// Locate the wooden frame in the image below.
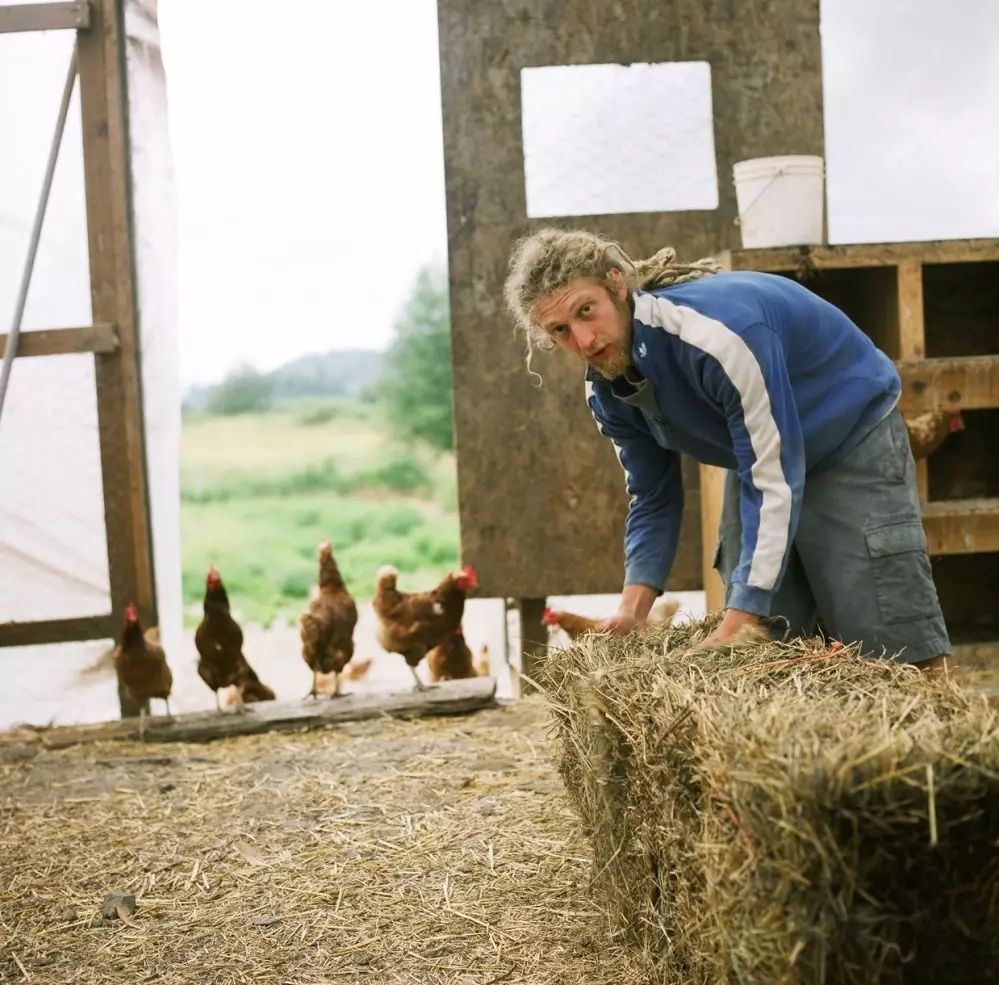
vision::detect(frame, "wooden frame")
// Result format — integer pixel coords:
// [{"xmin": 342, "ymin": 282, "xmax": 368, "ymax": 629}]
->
[
  {"xmin": 0, "ymin": 0, "xmax": 157, "ymax": 672},
  {"xmin": 0, "ymin": 1, "xmax": 89, "ymax": 34}
]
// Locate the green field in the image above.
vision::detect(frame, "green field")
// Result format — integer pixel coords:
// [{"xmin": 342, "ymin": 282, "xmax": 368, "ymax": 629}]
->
[{"xmin": 180, "ymin": 399, "xmax": 460, "ymax": 626}]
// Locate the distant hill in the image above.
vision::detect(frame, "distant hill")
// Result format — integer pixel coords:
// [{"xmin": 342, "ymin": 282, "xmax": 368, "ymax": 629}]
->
[{"xmin": 184, "ymin": 349, "xmax": 384, "ymax": 411}]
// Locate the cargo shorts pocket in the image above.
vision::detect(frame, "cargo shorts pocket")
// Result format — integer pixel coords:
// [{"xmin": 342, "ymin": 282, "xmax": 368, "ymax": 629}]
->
[{"xmin": 864, "ymin": 518, "xmax": 938, "ymax": 625}]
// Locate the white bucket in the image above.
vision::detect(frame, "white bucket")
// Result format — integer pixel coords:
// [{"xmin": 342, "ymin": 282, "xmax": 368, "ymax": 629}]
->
[{"xmin": 733, "ymin": 155, "xmax": 825, "ymax": 249}]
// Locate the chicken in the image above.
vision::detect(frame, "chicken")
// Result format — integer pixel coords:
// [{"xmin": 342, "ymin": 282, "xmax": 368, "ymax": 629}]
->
[
  {"xmin": 113, "ymin": 602, "xmax": 172, "ymax": 737},
  {"xmin": 427, "ymin": 625, "xmax": 478, "ymax": 682},
  {"xmin": 194, "ymin": 565, "xmax": 258, "ymax": 713},
  {"xmin": 343, "ymin": 657, "xmax": 373, "ymax": 682},
  {"xmin": 225, "ymin": 663, "xmax": 277, "ymax": 706},
  {"xmin": 373, "ymin": 564, "xmax": 478, "ymax": 690},
  {"xmin": 543, "ymin": 598, "xmax": 681, "ymax": 641},
  {"xmin": 475, "ymin": 644, "xmax": 491, "ymax": 678},
  {"xmin": 904, "ymin": 408, "xmax": 964, "ymax": 460},
  {"xmin": 299, "ymin": 540, "xmax": 359, "ymax": 698},
  {"xmin": 312, "ymin": 657, "xmax": 373, "ymax": 697}
]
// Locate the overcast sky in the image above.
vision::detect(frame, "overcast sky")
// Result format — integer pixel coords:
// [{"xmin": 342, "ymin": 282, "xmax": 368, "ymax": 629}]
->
[{"xmin": 2, "ymin": 1, "xmax": 998, "ymax": 387}]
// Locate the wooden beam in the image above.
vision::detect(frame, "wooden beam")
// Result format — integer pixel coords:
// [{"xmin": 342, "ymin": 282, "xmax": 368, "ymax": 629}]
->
[
  {"xmin": 0, "ymin": 613, "xmax": 114, "ymax": 648},
  {"xmin": 897, "ymin": 356, "xmax": 999, "ymax": 413},
  {"xmin": 730, "ymin": 238, "xmax": 999, "ymax": 273},
  {"xmin": 699, "ymin": 463, "xmax": 727, "ymax": 613},
  {"xmin": 24, "ymin": 677, "xmax": 499, "ymax": 749},
  {"xmin": 923, "ymin": 499, "xmax": 999, "ymax": 556},
  {"xmin": 0, "ymin": 1, "xmax": 89, "ymax": 33},
  {"xmin": 0, "ymin": 323, "xmax": 117, "ymax": 359},
  {"xmin": 893, "ymin": 262, "xmax": 929, "ymax": 498},
  {"xmin": 519, "ymin": 597, "xmax": 547, "ymax": 697},
  {"xmin": 78, "ymin": 0, "xmax": 157, "ymax": 703}
]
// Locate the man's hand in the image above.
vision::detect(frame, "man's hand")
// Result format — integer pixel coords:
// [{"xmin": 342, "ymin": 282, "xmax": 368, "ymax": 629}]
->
[
  {"xmin": 601, "ymin": 611, "xmax": 645, "ymax": 636},
  {"xmin": 700, "ymin": 608, "xmax": 761, "ymax": 647},
  {"xmin": 601, "ymin": 582, "xmax": 659, "ymax": 637}
]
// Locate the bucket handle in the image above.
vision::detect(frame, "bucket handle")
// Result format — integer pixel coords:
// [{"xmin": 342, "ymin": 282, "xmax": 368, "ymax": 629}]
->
[{"xmin": 733, "ymin": 165, "xmax": 785, "ymax": 227}]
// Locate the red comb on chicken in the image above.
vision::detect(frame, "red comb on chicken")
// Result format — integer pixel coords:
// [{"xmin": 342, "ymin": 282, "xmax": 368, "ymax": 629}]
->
[
  {"xmin": 542, "ymin": 607, "xmax": 560, "ymax": 628},
  {"xmin": 456, "ymin": 566, "xmax": 478, "ymax": 591},
  {"xmin": 207, "ymin": 564, "xmax": 221, "ymax": 588},
  {"xmin": 124, "ymin": 602, "xmax": 139, "ymax": 624}
]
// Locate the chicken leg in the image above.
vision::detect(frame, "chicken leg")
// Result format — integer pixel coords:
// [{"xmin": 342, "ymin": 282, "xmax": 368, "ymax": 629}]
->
[
  {"xmin": 329, "ymin": 670, "xmax": 342, "ymax": 698},
  {"xmin": 408, "ymin": 664, "xmax": 427, "ymax": 691},
  {"xmin": 214, "ymin": 690, "xmax": 221, "ymax": 713},
  {"xmin": 306, "ymin": 669, "xmax": 321, "ymax": 700}
]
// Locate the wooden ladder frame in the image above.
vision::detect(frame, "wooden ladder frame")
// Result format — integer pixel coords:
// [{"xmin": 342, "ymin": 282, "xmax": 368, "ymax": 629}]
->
[{"xmin": 0, "ymin": 1, "xmax": 157, "ymax": 709}]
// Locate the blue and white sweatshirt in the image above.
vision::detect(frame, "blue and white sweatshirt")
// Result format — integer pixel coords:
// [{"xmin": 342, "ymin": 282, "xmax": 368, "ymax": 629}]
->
[{"xmin": 586, "ymin": 270, "xmax": 901, "ymax": 616}]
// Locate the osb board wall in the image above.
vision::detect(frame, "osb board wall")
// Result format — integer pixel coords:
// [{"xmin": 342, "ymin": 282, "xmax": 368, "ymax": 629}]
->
[{"xmin": 437, "ymin": 0, "xmax": 824, "ymax": 599}]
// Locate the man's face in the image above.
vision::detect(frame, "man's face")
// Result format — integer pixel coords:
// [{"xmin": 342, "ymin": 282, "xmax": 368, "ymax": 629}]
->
[{"xmin": 534, "ymin": 271, "xmax": 633, "ymax": 380}]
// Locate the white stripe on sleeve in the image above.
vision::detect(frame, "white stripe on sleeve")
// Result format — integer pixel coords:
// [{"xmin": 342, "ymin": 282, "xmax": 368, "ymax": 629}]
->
[{"xmin": 633, "ymin": 293, "xmax": 791, "ymax": 591}]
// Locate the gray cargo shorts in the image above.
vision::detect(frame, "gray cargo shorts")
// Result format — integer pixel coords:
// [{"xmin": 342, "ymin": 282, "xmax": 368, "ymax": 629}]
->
[{"xmin": 713, "ymin": 407, "xmax": 951, "ymax": 664}]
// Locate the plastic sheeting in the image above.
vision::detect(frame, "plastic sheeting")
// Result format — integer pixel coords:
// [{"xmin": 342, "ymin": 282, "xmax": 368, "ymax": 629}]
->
[{"xmin": 0, "ymin": 1, "xmax": 181, "ymax": 674}]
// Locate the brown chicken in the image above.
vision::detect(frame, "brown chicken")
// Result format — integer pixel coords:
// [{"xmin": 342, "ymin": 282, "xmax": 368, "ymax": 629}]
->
[
  {"xmin": 427, "ymin": 625, "xmax": 478, "ymax": 682},
  {"xmin": 195, "ymin": 565, "xmax": 259, "ymax": 712},
  {"xmin": 226, "ymin": 663, "xmax": 277, "ymax": 706},
  {"xmin": 543, "ymin": 598, "xmax": 681, "ymax": 641},
  {"xmin": 373, "ymin": 564, "xmax": 478, "ymax": 690},
  {"xmin": 113, "ymin": 602, "xmax": 172, "ymax": 736},
  {"xmin": 299, "ymin": 540, "xmax": 358, "ymax": 698},
  {"xmin": 904, "ymin": 408, "xmax": 964, "ymax": 460}
]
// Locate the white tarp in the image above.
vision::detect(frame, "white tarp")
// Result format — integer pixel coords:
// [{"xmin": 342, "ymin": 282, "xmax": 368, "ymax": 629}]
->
[{"xmin": 0, "ymin": 1, "xmax": 181, "ymax": 687}]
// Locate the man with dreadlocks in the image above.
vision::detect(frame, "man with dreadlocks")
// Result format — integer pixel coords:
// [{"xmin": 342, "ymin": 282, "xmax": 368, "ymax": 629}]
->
[{"xmin": 504, "ymin": 227, "xmax": 949, "ymax": 670}]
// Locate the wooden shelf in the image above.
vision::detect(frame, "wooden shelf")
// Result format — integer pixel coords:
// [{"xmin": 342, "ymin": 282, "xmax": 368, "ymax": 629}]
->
[
  {"xmin": 922, "ymin": 499, "xmax": 999, "ymax": 556},
  {"xmin": 897, "ymin": 356, "xmax": 999, "ymax": 413},
  {"xmin": 726, "ymin": 238, "xmax": 999, "ymax": 273}
]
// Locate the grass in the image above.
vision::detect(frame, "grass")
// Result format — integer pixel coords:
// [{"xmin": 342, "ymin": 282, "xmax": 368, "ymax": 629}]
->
[{"xmin": 181, "ymin": 400, "xmax": 459, "ymax": 626}]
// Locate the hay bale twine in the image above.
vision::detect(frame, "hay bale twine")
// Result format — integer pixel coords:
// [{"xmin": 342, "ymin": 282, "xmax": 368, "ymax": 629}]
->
[{"xmin": 538, "ymin": 615, "xmax": 999, "ymax": 985}]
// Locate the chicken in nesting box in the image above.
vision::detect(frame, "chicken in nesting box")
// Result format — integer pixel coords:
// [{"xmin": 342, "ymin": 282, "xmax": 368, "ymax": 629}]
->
[
  {"xmin": 113, "ymin": 602, "xmax": 172, "ymax": 737},
  {"xmin": 299, "ymin": 540, "xmax": 359, "ymax": 698},
  {"xmin": 904, "ymin": 408, "xmax": 964, "ymax": 460},
  {"xmin": 373, "ymin": 564, "xmax": 478, "ymax": 690}
]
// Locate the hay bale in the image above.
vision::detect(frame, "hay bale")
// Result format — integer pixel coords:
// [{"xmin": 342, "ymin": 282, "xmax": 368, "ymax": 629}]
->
[{"xmin": 538, "ymin": 616, "xmax": 999, "ymax": 985}]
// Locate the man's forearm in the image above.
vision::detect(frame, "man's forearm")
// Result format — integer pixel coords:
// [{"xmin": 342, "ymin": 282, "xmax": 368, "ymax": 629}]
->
[{"xmin": 617, "ymin": 582, "xmax": 660, "ymax": 622}]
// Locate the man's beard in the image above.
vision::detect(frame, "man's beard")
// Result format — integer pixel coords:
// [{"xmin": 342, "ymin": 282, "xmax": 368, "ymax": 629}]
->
[{"xmin": 587, "ymin": 305, "xmax": 634, "ymax": 380}]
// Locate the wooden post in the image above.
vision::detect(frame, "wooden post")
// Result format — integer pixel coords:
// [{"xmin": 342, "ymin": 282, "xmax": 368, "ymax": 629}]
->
[
  {"xmin": 77, "ymin": 0, "xmax": 156, "ymax": 717},
  {"xmin": 699, "ymin": 464, "xmax": 727, "ymax": 614},
  {"xmin": 518, "ymin": 597, "xmax": 547, "ymax": 697},
  {"xmin": 896, "ymin": 261, "xmax": 929, "ymax": 501}
]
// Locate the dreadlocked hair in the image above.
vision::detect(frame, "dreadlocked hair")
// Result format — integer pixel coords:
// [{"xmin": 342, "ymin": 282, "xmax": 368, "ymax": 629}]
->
[{"xmin": 504, "ymin": 226, "xmax": 722, "ymax": 380}]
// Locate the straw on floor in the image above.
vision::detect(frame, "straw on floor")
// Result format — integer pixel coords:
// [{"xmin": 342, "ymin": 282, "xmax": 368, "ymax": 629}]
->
[
  {"xmin": 538, "ymin": 616, "xmax": 999, "ymax": 985},
  {"xmin": 0, "ymin": 701, "xmax": 652, "ymax": 985}
]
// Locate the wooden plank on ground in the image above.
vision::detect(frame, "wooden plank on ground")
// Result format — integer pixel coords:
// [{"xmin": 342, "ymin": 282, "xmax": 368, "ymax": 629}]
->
[
  {"xmin": 923, "ymin": 498, "xmax": 999, "ymax": 555},
  {"xmin": 19, "ymin": 677, "xmax": 499, "ymax": 748},
  {"xmin": 0, "ymin": 324, "xmax": 117, "ymax": 359},
  {"xmin": 0, "ymin": 1, "xmax": 89, "ymax": 33},
  {"xmin": 897, "ymin": 356, "xmax": 999, "ymax": 413},
  {"xmin": 0, "ymin": 614, "xmax": 114, "ymax": 648},
  {"xmin": 730, "ymin": 238, "xmax": 999, "ymax": 273}
]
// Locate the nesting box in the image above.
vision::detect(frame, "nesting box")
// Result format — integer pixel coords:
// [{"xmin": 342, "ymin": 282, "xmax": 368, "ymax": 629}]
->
[{"xmin": 699, "ymin": 240, "xmax": 999, "ymax": 664}]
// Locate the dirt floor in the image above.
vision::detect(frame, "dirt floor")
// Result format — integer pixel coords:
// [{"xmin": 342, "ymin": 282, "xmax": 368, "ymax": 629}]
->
[{"xmin": 0, "ymin": 698, "xmax": 652, "ymax": 985}]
